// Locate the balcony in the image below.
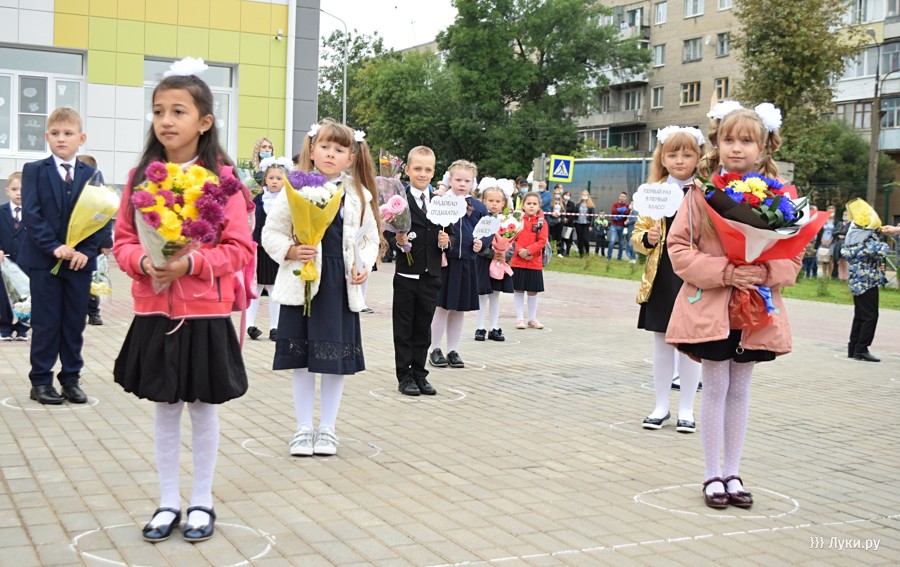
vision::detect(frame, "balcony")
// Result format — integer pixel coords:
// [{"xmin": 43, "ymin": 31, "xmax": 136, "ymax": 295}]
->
[
  {"xmin": 618, "ymin": 24, "xmax": 650, "ymax": 41},
  {"xmin": 599, "ymin": 67, "xmax": 649, "ymax": 88},
  {"xmin": 577, "ymin": 109, "xmax": 646, "ymax": 129}
]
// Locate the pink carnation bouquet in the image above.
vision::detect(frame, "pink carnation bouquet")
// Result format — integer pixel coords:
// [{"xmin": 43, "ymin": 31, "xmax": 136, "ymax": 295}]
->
[{"xmin": 376, "ymin": 176, "xmax": 414, "ymax": 264}]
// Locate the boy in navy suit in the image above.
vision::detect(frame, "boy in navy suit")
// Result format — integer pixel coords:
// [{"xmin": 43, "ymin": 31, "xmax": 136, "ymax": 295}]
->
[
  {"xmin": 392, "ymin": 146, "xmax": 454, "ymax": 396},
  {"xmin": 0, "ymin": 172, "xmax": 30, "ymax": 340},
  {"xmin": 20, "ymin": 107, "xmax": 110, "ymax": 405}
]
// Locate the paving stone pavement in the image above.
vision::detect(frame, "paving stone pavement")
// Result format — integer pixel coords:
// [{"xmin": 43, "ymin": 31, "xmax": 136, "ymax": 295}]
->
[{"xmin": 1, "ymin": 259, "xmax": 898, "ymax": 566}]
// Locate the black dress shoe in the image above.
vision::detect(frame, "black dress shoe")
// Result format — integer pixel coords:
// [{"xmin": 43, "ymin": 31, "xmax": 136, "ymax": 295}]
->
[
  {"xmin": 269, "ymin": 328, "xmax": 277, "ymax": 341},
  {"xmin": 30, "ymin": 385, "xmax": 64, "ymax": 405},
  {"xmin": 488, "ymin": 328, "xmax": 505, "ymax": 341},
  {"xmin": 446, "ymin": 351, "xmax": 465, "ymax": 368},
  {"xmin": 247, "ymin": 326, "xmax": 262, "ymax": 340},
  {"xmin": 88, "ymin": 315, "xmax": 103, "ymax": 326},
  {"xmin": 415, "ymin": 377, "xmax": 437, "ymax": 395},
  {"xmin": 641, "ymin": 412, "xmax": 670, "ymax": 430},
  {"xmin": 474, "ymin": 329, "xmax": 486, "ymax": 341},
  {"xmin": 854, "ymin": 351, "xmax": 881, "ymax": 362},
  {"xmin": 398, "ymin": 379, "xmax": 420, "ymax": 396},
  {"xmin": 182, "ymin": 506, "xmax": 216, "ymax": 543},
  {"xmin": 676, "ymin": 419, "xmax": 696, "ymax": 433},
  {"xmin": 142, "ymin": 507, "xmax": 181, "ymax": 543},
  {"xmin": 62, "ymin": 382, "xmax": 88, "ymax": 404},
  {"xmin": 429, "ymin": 348, "xmax": 448, "ymax": 367}
]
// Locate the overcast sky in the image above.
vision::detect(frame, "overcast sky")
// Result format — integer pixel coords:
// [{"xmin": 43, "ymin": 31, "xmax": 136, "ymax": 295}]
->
[{"xmin": 318, "ymin": 0, "xmax": 458, "ymax": 51}]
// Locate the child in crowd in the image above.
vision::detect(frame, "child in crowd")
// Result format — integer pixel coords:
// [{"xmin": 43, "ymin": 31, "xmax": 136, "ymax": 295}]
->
[
  {"xmin": 247, "ymin": 156, "xmax": 291, "ymax": 341},
  {"xmin": 474, "ymin": 186, "xmax": 513, "ymax": 342},
  {"xmin": 0, "ymin": 172, "xmax": 29, "ymax": 340},
  {"xmin": 573, "ymin": 190, "xmax": 595, "ymax": 258},
  {"xmin": 667, "ymin": 103, "xmax": 800, "ymax": 509},
  {"xmin": 429, "ymin": 160, "xmax": 489, "ymax": 369},
  {"xmin": 262, "ymin": 119, "xmax": 382, "ymax": 456},
  {"xmin": 113, "ymin": 61, "xmax": 254, "ymax": 543},
  {"xmin": 511, "ymin": 192, "xmax": 548, "ymax": 329},
  {"xmin": 21, "ymin": 107, "xmax": 111, "ymax": 405},
  {"xmin": 76, "ymin": 154, "xmax": 113, "ymax": 326},
  {"xmin": 392, "ymin": 146, "xmax": 453, "ymax": 396},
  {"xmin": 593, "ymin": 213, "xmax": 609, "ymax": 256},
  {"xmin": 632, "ymin": 126, "xmax": 704, "ymax": 434}
]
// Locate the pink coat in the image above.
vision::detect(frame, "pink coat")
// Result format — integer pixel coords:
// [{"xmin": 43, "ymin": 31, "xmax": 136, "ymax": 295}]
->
[
  {"xmin": 664, "ymin": 186, "xmax": 801, "ymax": 354},
  {"xmin": 113, "ymin": 166, "xmax": 254, "ymax": 320}
]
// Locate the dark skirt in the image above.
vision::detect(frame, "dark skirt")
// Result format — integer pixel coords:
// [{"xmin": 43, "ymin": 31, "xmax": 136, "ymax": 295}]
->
[
  {"xmin": 114, "ymin": 316, "xmax": 248, "ymax": 404},
  {"xmin": 437, "ymin": 257, "xmax": 480, "ymax": 311},
  {"xmin": 273, "ymin": 218, "xmax": 365, "ymax": 375},
  {"xmin": 512, "ymin": 267, "xmax": 544, "ymax": 292},
  {"xmin": 475, "ymin": 255, "xmax": 513, "ymax": 295},
  {"xmin": 638, "ymin": 235, "xmax": 682, "ymax": 333},
  {"xmin": 256, "ymin": 243, "xmax": 279, "ymax": 285},
  {"xmin": 678, "ymin": 329, "xmax": 776, "ymax": 363}
]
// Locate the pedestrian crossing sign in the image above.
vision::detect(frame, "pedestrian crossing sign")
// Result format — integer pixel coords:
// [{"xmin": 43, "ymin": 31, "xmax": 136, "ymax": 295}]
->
[{"xmin": 548, "ymin": 155, "xmax": 574, "ymax": 183}]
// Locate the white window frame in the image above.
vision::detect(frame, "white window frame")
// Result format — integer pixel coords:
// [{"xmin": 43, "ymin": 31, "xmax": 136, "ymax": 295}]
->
[
  {"xmin": 655, "ymin": 1, "xmax": 667, "ymax": 24},
  {"xmin": 683, "ymin": 38, "xmax": 702, "ymax": 63},
  {"xmin": 653, "ymin": 44, "xmax": 666, "ymax": 67},
  {"xmin": 651, "ymin": 86, "xmax": 665, "ymax": 109},
  {"xmin": 624, "ymin": 89, "xmax": 642, "ymax": 111},
  {"xmin": 716, "ymin": 33, "xmax": 731, "ymax": 57},
  {"xmin": 582, "ymin": 128, "xmax": 609, "ymax": 148},
  {"xmin": 882, "ymin": 97, "xmax": 900, "ymax": 128},
  {"xmin": 718, "ymin": 0, "xmax": 733, "ymax": 10},
  {"xmin": 890, "ymin": 0, "xmax": 900, "ymax": 18},
  {"xmin": 600, "ymin": 93, "xmax": 610, "ymax": 113},
  {"xmin": 621, "ymin": 131, "xmax": 640, "ymax": 150},
  {"xmin": 680, "ymin": 82, "xmax": 701, "ymax": 105},
  {"xmin": 684, "ymin": 0, "xmax": 704, "ymax": 18},
  {"xmin": 0, "ymin": 49, "xmax": 85, "ymax": 155}
]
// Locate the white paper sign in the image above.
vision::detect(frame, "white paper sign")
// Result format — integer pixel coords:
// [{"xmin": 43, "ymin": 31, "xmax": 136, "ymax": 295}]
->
[
  {"xmin": 472, "ymin": 216, "xmax": 501, "ymax": 239},
  {"xmin": 633, "ymin": 182, "xmax": 684, "ymax": 220},
  {"xmin": 426, "ymin": 194, "xmax": 467, "ymax": 227}
]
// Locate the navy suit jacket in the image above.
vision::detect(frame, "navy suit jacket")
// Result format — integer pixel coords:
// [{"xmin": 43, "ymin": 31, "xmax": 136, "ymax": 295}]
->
[
  {"xmin": 0, "ymin": 204, "xmax": 27, "ymax": 263},
  {"xmin": 19, "ymin": 156, "xmax": 110, "ymax": 272}
]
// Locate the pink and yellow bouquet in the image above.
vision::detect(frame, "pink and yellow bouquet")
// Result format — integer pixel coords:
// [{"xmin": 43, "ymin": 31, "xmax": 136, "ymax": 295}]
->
[
  {"xmin": 490, "ymin": 210, "xmax": 523, "ymax": 279},
  {"xmin": 131, "ymin": 161, "xmax": 242, "ymax": 290}
]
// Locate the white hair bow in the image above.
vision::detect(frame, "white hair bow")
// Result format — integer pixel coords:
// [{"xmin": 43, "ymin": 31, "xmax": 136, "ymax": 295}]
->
[{"xmin": 163, "ymin": 56, "xmax": 209, "ymax": 78}]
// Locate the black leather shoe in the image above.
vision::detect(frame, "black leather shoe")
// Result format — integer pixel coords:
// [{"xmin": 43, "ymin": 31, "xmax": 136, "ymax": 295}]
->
[
  {"xmin": 488, "ymin": 328, "xmax": 505, "ymax": 342},
  {"xmin": 854, "ymin": 351, "xmax": 881, "ymax": 362},
  {"xmin": 398, "ymin": 379, "xmax": 420, "ymax": 396},
  {"xmin": 62, "ymin": 382, "xmax": 88, "ymax": 404},
  {"xmin": 30, "ymin": 385, "xmax": 64, "ymax": 405},
  {"xmin": 142, "ymin": 507, "xmax": 181, "ymax": 543},
  {"xmin": 429, "ymin": 349, "xmax": 448, "ymax": 367},
  {"xmin": 182, "ymin": 506, "xmax": 216, "ymax": 543},
  {"xmin": 269, "ymin": 328, "xmax": 277, "ymax": 341},
  {"xmin": 641, "ymin": 412, "xmax": 670, "ymax": 430},
  {"xmin": 671, "ymin": 376, "xmax": 680, "ymax": 390},
  {"xmin": 88, "ymin": 315, "xmax": 103, "ymax": 326},
  {"xmin": 676, "ymin": 419, "xmax": 696, "ymax": 433},
  {"xmin": 474, "ymin": 329, "xmax": 486, "ymax": 341},
  {"xmin": 446, "ymin": 351, "xmax": 465, "ymax": 368},
  {"xmin": 247, "ymin": 326, "xmax": 262, "ymax": 340},
  {"xmin": 415, "ymin": 377, "xmax": 437, "ymax": 395}
]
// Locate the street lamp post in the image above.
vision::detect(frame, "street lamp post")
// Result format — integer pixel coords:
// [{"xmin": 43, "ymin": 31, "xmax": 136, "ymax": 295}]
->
[
  {"xmin": 320, "ymin": 9, "xmax": 348, "ymax": 124},
  {"xmin": 868, "ymin": 28, "xmax": 881, "ymax": 206}
]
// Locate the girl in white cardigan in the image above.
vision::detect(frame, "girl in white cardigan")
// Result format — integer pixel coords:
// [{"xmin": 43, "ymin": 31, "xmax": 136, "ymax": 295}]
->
[{"xmin": 262, "ymin": 119, "xmax": 382, "ymax": 457}]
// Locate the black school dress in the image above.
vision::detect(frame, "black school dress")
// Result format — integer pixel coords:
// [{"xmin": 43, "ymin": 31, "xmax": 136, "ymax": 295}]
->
[
  {"xmin": 475, "ymin": 254, "xmax": 514, "ymax": 294},
  {"xmin": 638, "ymin": 215, "xmax": 680, "ymax": 333},
  {"xmin": 273, "ymin": 209, "xmax": 365, "ymax": 374},
  {"xmin": 253, "ymin": 193, "xmax": 279, "ymax": 285}
]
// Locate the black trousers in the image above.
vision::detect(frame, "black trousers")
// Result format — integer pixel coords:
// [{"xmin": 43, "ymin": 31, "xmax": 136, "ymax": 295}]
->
[
  {"xmin": 849, "ymin": 286, "xmax": 879, "ymax": 355},
  {"xmin": 88, "ymin": 293, "xmax": 101, "ymax": 317},
  {"xmin": 574, "ymin": 223, "xmax": 590, "ymax": 256},
  {"xmin": 392, "ymin": 273, "xmax": 441, "ymax": 382}
]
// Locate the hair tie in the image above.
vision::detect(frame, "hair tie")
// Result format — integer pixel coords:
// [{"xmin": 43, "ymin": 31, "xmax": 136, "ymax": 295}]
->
[
  {"xmin": 656, "ymin": 125, "xmax": 705, "ymax": 146},
  {"xmin": 260, "ymin": 156, "xmax": 293, "ymax": 171}
]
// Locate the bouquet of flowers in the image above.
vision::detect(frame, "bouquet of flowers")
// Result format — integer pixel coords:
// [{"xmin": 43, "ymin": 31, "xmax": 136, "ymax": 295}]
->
[
  {"xmin": 51, "ymin": 171, "xmax": 119, "ymax": 275},
  {"xmin": 132, "ymin": 161, "xmax": 242, "ymax": 292},
  {"xmin": 376, "ymin": 176, "xmax": 414, "ymax": 264},
  {"xmin": 378, "ymin": 150, "xmax": 404, "ymax": 178},
  {"xmin": 490, "ymin": 209, "xmax": 523, "ymax": 279},
  {"xmin": 91, "ymin": 253, "xmax": 112, "ymax": 302},
  {"xmin": 1, "ymin": 257, "xmax": 30, "ymax": 324},
  {"xmin": 284, "ymin": 170, "xmax": 344, "ymax": 315},
  {"xmin": 699, "ymin": 171, "xmax": 828, "ymax": 329}
]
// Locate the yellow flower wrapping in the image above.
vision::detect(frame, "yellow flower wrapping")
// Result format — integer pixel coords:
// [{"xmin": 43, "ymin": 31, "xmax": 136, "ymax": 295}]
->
[
  {"xmin": 284, "ymin": 178, "xmax": 344, "ymax": 285},
  {"xmin": 50, "ymin": 181, "xmax": 119, "ymax": 275}
]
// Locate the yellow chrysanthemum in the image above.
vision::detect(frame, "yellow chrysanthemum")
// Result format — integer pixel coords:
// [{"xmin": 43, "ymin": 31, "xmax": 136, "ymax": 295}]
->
[
  {"xmin": 173, "ymin": 203, "xmax": 182, "ymax": 215},
  {"xmin": 165, "ymin": 163, "xmax": 181, "ymax": 179},
  {"xmin": 746, "ymin": 177, "xmax": 767, "ymax": 194},
  {"xmin": 186, "ymin": 165, "xmax": 212, "ymax": 186},
  {"xmin": 155, "ymin": 195, "xmax": 167, "ymax": 207},
  {"xmin": 144, "ymin": 181, "xmax": 159, "ymax": 195},
  {"xmin": 181, "ymin": 204, "xmax": 199, "ymax": 221},
  {"xmin": 139, "ymin": 205, "xmax": 156, "ymax": 213},
  {"xmin": 727, "ymin": 180, "xmax": 749, "ymax": 193},
  {"xmin": 183, "ymin": 186, "xmax": 203, "ymax": 205},
  {"xmin": 159, "ymin": 209, "xmax": 182, "ymax": 241}
]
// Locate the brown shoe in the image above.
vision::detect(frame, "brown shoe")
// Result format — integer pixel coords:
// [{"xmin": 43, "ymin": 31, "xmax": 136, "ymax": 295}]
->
[
  {"xmin": 722, "ymin": 475, "xmax": 753, "ymax": 508},
  {"xmin": 702, "ymin": 477, "xmax": 729, "ymax": 509}
]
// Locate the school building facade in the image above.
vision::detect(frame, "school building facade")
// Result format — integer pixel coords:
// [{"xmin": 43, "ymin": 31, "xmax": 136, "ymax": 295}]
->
[{"xmin": 0, "ymin": 0, "xmax": 322, "ymax": 185}]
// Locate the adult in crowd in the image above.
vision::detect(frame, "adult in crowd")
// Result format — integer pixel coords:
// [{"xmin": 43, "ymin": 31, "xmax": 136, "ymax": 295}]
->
[
  {"xmin": 548, "ymin": 187, "xmax": 564, "ymax": 255},
  {"xmin": 607, "ymin": 192, "xmax": 630, "ymax": 261},
  {"xmin": 559, "ymin": 190, "xmax": 576, "ymax": 256},
  {"xmin": 250, "ymin": 137, "xmax": 274, "ymax": 184},
  {"xmin": 815, "ymin": 206, "xmax": 836, "ymax": 278},
  {"xmin": 539, "ymin": 181, "xmax": 551, "ymax": 212},
  {"xmin": 513, "ymin": 177, "xmax": 529, "ymax": 210}
]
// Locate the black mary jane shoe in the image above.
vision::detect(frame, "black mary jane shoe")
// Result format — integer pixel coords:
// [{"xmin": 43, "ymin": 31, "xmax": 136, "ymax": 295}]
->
[
  {"xmin": 676, "ymin": 419, "xmax": 696, "ymax": 433},
  {"xmin": 182, "ymin": 506, "xmax": 216, "ymax": 543},
  {"xmin": 722, "ymin": 475, "xmax": 753, "ymax": 508},
  {"xmin": 702, "ymin": 478, "xmax": 730, "ymax": 509},
  {"xmin": 474, "ymin": 329, "xmax": 486, "ymax": 341},
  {"xmin": 641, "ymin": 412, "xmax": 670, "ymax": 430},
  {"xmin": 142, "ymin": 507, "xmax": 182, "ymax": 543}
]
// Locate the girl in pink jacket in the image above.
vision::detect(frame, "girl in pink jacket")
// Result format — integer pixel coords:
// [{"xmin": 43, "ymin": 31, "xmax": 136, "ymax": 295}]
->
[{"xmin": 666, "ymin": 104, "xmax": 801, "ymax": 510}]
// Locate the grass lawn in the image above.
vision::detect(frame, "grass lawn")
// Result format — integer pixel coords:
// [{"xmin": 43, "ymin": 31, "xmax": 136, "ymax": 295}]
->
[{"xmin": 545, "ymin": 254, "xmax": 900, "ymax": 311}]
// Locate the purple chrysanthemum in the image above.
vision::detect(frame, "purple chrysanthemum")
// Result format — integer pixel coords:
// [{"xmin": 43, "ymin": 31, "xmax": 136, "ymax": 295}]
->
[
  {"xmin": 199, "ymin": 202, "xmax": 226, "ymax": 226},
  {"xmin": 286, "ymin": 170, "xmax": 307, "ymax": 189},
  {"xmin": 219, "ymin": 175, "xmax": 242, "ymax": 197},
  {"xmin": 131, "ymin": 190, "xmax": 156, "ymax": 209},
  {"xmin": 145, "ymin": 162, "xmax": 168, "ymax": 184},
  {"xmin": 143, "ymin": 210, "xmax": 161, "ymax": 228},
  {"xmin": 183, "ymin": 218, "xmax": 216, "ymax": 243},
  {"xmin": 156, "ymin": 189, "xmax": 176, "ymax": 207},
  {"xmin": 174, "ymin": 194, "xmax": 185, "ymax": 206}
]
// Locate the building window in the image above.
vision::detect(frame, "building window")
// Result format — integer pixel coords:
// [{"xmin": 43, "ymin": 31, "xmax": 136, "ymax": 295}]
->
[
  {"xmin": 854, "ymin": 101, "xmax": 872, "ymax": 129},
  {"xmin": 890, "ymin": 0, "xmax": 900, "ymax": 17},
  {"xmin": 0, "ymin": 47, "xmax": 84, "ymax": 154},
  {"xmin": 600, "ymin": 93, "xmax": 610, "ymax": 113},
  {"xmin": 655, "ymin": 1, "xmax": 667, "ymax": 24},
  {"xmin": 882, "ymin": 98, "xmax": 900, "ymax": 128},
  {"xmin": 680, "ymin": 82, "xmax": 701, "ymax": 105},
  {"xmin": 844, "ymin": 0, "xmax": 886, "ymax": 24},
  {"xmin": 621, "ymin": 131, "xmax": 640, "ymax": 149},
  {"xmin": 835, "ymin": 103, "xmax": 852, "ymax": 123},
  {"xmin": 624, "ymin": 89, "xmax": 642, "ymax": 111},
  {"xmin": 719, "ymin": 0, "xmax": 733, "ymax": 9},
  {"xmin": 716, "ymin": 33, "xmax": 731, "ymax": 57},
  {"xmin": 651, "ymin": 86, "xmax": 665, "ymax": 108},
  {"xmin": 627, "ymin": 7, "xmax": 643, "ymax": 27},
  {"xmin": 582, "ymin": 128, "xmax": 609, "ymax": 148},
  {"xmin": 841, "ymin": 46, "xmax": 878, "ymax": 79},
  {"xmin": 714, "ymin": 77, "xmax": 730, "ymax": 99},
  {"xmin": 653, "ymin": 44, "xmax": 666, "ymax": 67},
  {"xmin": 683, "ymin": 38, "xmax": 702, "ymax": 63},
  {"xmin": 143, "ymin": 59, "xmax": 236, "ymax": 156},
  {"xmin": 883, "ymin": 42, "xmax": 900, "ymax": 74},
  {"xmin": 684, "ymin": 0, "xmax": 703, "ymax": 18}
]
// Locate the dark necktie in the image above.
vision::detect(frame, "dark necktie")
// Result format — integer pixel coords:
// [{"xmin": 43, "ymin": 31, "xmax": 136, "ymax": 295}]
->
[
  {"xmin": 13, "ymin": 206, "xmax": 20, "ymax": 229},
  {"xmin": 61, "ymin": 163, "xmax": 73, "ymax": 184},
  {"xmin": 420, "ymin": 194, "xmax": 427, "ymax": 213}
]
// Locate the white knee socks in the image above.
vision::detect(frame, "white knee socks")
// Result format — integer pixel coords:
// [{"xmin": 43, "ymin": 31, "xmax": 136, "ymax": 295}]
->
[
  {"xmin": 676, "ymin": 352, "xmax": 701, "ymax": 421},
  {"xmin": 489, "ymin": 292, "xmax": 501, "ymax": 330},
  {"xmin": 430, "ymin": 307, "xmax": 449, "ymax": 351},
  {"xmin": 476, "ymin": 295, "xmax": 489, "ymax": 329},
  {"xmin": 268, "ymin": 294, "xmax": 280, "ymax": 330},
  {"xmin": 247, "ymin": 284, "xmax": 279, "ymax": 330},
  {"xmin": 700, "ymin": 359, "xmax": 754, "ymax": 494},
  {"xmin": 446, "ymin": 311, "xmax": 464, "ymax": 352},
  {"xmin": 514, "ymin": 292, "xmax": 525, "ymax": 320},
  {"xmin": 292, "ymin": 368, "xmax": 316, "ymax": 430},
  {"xmin": 318, "ymin": 374, "xmax": 345, "ymax": 431},
  {"xmin": 187, "ymin": 401, "xmax": 219, "ymax": 526},
  {"xmin": 527, "ymin": 294, "xmax": 539, "ymax": 321},
  {"xmin": 649, "ymin": 333, "xmax": 675, "ymax": 419},
  {"xmin": 150, "ymin": 402, "xmax": 184, "ymax": 527}
]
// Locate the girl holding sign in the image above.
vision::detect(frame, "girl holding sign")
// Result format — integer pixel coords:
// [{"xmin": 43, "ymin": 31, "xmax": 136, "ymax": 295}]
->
[
  {"xmin": 632, "ymin": 126, "xmax": 705, "ymax": 434},
  {"xmin": 474, "ymin": 186, "xmax": 514, "ymax": 342},
  {"xmin": 429, "ymin": 160, "xmax": 489, "ymax": 369}
]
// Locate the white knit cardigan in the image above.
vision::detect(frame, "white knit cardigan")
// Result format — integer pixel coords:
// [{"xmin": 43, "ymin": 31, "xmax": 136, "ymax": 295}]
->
[{"xmin": 261, "ymin": 177, "xmax": 380, "ymax": 312}]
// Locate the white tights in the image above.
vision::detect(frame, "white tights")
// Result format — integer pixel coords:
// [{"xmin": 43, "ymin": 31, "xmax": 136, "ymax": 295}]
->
[
  {"xmin": 150, "ymin": 401, "xmax": 219, "ymax": 528},
  {"xmin": 648, "ymin": 333, "xmax": 700, "ymax": 420},
  {"xmin": 700, "ymin": 359, "xmax": 754, "ymax": 494},
  {"xmin": 475, "ymin": 292, "xmax": 502, "ymax": 330},
  {"xmin": 292, "ymin": 369, "xmax": 346, "ymax": 431},
  {"xmin": 430, "ymin": 307, "xmax": 465, "ymax": 353},
  {"xmin": 513, "ymin": 292, "xmax": 539, "ymax": 321},
  {"xmin": 246, "ymin": 284, "xmax": 280, "ymax": 330}
]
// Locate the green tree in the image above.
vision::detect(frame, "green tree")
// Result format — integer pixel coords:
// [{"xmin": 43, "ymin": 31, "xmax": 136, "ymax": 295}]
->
[{"xmin": 318, "ymin": 30, "xmax": 391, "ymax": 124}]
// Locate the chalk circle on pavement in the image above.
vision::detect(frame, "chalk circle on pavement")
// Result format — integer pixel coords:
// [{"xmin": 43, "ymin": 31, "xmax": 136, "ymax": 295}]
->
[
  {"xmin": 634, "ymin": 483, "xmax": 800, "ymax": 520},
  {"xmin": 369, "ymin": 386, "xmax": 467, "ymax": 403},
  {"xmin": 71, "ymin": 521, "xmax": 275, "ymax": 566},
  {"xmin": 241, "ymin": 436, "xmax": 382, "ymax": 460},
  {"xmin": 1, "ymin": 396, "xmax": 99, "ymax": 411}
]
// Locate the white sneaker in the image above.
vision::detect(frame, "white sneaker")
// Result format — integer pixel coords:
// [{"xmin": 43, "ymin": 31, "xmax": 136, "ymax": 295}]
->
[
  {"xmin": 289, "ymin": 427, "xmax": 314, "ymax": 456},
  {"xmin": 313, "ymin": 428, "xmax": 339, "ymax": 456}
]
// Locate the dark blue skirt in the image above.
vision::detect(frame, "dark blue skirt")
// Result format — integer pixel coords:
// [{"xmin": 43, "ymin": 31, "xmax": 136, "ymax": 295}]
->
[
  {"xmin": 475, "ymin": 255, "xmax": 514, "ymax": 295},
  {"xmin": 512, "ymin": 267, "xmax": 544, "ymax": 293},
  {"xmin": 437, "ymin": 257, "xmax": 480, "ymax": 311}
]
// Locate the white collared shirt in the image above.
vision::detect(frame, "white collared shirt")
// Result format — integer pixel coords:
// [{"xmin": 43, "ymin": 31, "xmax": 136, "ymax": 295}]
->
[
  {"xmin": 9, "ymin": 202, "xmax": 21, "ymax": 220},
  {"xmin": 52, "ymin": 154, "xmax": 77, "ymax": 182},
  {"xmin": 409, "ymin": 187, "xmax": 428, "ymax": 210}
]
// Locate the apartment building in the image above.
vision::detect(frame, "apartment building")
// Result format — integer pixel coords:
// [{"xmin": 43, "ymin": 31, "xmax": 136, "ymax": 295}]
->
[{"xmin": 577, "ymin": 0, "xmax": 739, "ymax": 153}]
